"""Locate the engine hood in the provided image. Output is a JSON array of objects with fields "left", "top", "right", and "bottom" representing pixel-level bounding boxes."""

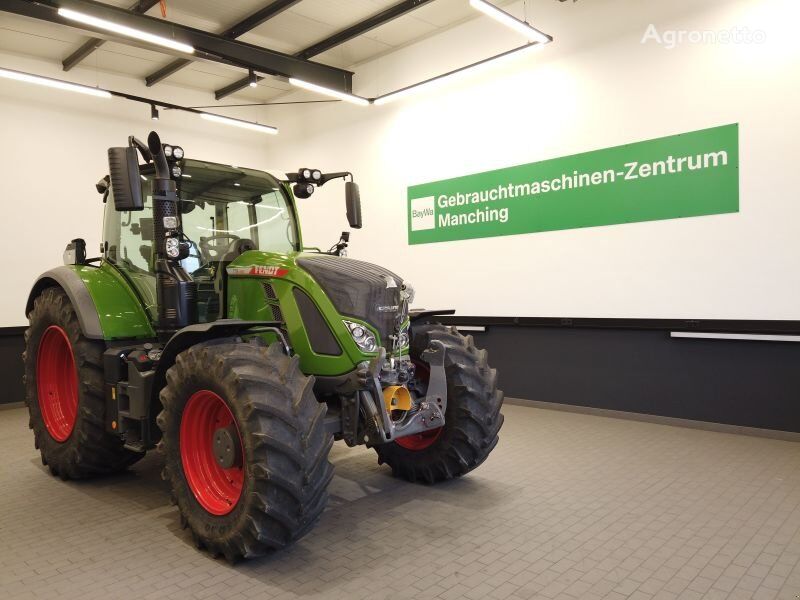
[{"left": 296, "top": 254, "right": 405, "bottom": 344}]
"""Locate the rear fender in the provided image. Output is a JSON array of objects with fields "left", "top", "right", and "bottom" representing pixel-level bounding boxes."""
[
  {"left": 25, "top": 264, "right": 155, "bottom": 340},
  {"left": 26, "top": 267, "right": 104, "bottom": 338}
]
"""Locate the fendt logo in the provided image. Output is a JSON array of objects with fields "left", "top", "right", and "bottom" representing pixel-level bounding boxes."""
[
  {"left": 410, "top": 196, "right": 436, "bottom": 231},
  {"left": 226, "top": 265, "right": 288, "bottom": 278}
]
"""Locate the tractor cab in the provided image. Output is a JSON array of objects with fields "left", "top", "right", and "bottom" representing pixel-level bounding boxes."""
[{"left": 102, "top": 158, "right": 299, "bottom": 324}]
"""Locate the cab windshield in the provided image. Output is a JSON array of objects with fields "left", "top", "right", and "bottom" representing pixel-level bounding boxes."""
[{"left": 169, "top": 160, "right": 297, "bottom": 266}]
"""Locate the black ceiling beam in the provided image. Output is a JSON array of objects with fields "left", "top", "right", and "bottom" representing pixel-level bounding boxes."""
[
  {"left": 1, "top": 0, "right": 353, "bottom": 92},
  {"left": 221, "top": 0, "right": 301, "bottom": 39},
  {"left": 296, "top": 0, "right": 434, "bottom": 60},
  {"left": 215, "top": 75, "right": 265, "bottom": 100},
  {"left": 62, "top": 0, "right": 159, "bottom": 71},
  {"left": 145, "top": 57, "right": 192, "bottom": 86},
  {"left": 214, "top": 0, "right": 433, "bottom": 100},
  {"left": 215, "top": 77, "right": 260, "bottom": 101},
  {"left": 145, "top": 0, "right": 301, "bottom": 87}
]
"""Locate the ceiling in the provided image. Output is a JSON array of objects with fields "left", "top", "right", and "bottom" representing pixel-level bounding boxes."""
[{"left": 0, "top": 0, "right": 510, "bottom": 104}]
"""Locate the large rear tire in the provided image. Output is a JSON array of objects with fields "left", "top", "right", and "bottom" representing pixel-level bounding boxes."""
[
  {"left": 23, "top": 287, "right": 143, "bottom": 479},
  {"left": 157, "top": 341, "right": 334, "bottom": 561},
  {"left": 374, "top": 323, "right": 504, "bottom": 483}
]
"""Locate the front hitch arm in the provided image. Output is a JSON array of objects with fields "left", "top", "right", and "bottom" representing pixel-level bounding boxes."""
[{"left": 360, "top": 341, "right": 448, "bottom": 444}]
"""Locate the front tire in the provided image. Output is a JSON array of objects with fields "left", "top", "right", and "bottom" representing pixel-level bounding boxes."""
[
  {"left": 375, "top": 324, "right": 504, "bottom": 483},
  {"left": 23, "top": 287, "right": 142, "bottom": 479},
  {"left": 157, "top": 341, "right": 334, "bottom": 561}
]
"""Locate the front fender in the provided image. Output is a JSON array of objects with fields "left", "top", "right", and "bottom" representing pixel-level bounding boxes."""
[{"left": 25, "top": 263, "right": 155, "bottom": 340}]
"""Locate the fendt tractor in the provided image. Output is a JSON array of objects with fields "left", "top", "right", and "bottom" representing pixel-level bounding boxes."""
[{"left": 23, "top": 131, "right": 504, "bottom": 561}]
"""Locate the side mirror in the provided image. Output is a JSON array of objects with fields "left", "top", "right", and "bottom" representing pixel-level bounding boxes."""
[
  {"left": 345, "top": 181, "right": 362, "bottom": 229},
  {"left": 107, "top": 147, "right": 144, "bottom": 211}
]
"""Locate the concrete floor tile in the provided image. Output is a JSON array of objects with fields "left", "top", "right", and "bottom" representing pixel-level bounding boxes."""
[{"left": 1, "top": 403, "right": 799, "bottom": 600}]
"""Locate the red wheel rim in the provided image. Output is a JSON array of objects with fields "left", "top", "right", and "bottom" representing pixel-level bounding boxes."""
[
  {"left": 395, "top": 359, "right": 443, "bottom": 451},
  {"left": 36, "top": 325, "right": 78, "bottom": 442},
  {"left": 180, "top": 390, "right": 244, "bottom": 516},
  {"left": 395, "top": 427, "right": 443, "bottom": 450}
]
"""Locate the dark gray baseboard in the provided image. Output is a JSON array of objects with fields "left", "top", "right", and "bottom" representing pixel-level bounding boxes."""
[
  {"left": 2, "top": 320, "right": 799, "bottom": 434},
  {"left": 457, "top": 324, "right": 800, "bottom": 433},
  {"left": 0, "top": 327, "right": 25, "bottom": 407}
]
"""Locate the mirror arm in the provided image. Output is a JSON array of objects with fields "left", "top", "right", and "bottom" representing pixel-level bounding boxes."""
[
  {"left": 318, "top": 171, "right": 352, "bottom": 186},
  {"left": 287, "top": 171, "right": 351, "bottom": 186},
  {"left": 128, "top": 136, "right": 152, "bottom": 164}
]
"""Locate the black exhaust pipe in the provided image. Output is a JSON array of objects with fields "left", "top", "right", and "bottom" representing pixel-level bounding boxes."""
[{"left": 147, "top": 131, "right": 197, "bottom": 334}]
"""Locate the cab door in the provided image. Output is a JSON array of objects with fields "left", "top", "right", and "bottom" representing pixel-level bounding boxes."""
[{"left": 103, "top": 191, "right": 158, "bottom": 322}]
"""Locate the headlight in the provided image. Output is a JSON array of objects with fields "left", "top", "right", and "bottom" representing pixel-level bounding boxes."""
[
  {"left": 163, "top": 145, "right": 173, "bottom": 158},
  {"left": 171, "top": 164, "right": 182, "bottom": 178},
  {"left": 344, "top": 320, "right": 378, "bottom": 352},
  {"left": 172, "top": 146, "right": 184, "bottom": 160}
]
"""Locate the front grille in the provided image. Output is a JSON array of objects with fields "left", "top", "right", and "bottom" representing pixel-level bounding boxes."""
[{"left": 297, "top": 254, "right": 403, "bottom": 344}]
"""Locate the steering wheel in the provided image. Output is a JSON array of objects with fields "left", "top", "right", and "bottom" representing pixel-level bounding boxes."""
[{"left": 199, "top": 234, "right": 240, "bottom": 261}]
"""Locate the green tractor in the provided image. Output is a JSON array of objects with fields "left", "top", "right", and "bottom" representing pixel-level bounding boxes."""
[{"left": 23, "top": 131, "right": 504, "bottom": 561}]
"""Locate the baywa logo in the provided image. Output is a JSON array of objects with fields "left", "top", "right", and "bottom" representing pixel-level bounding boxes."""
[{"left": 410, "top": 196, "right": 436, "bottom": 231}]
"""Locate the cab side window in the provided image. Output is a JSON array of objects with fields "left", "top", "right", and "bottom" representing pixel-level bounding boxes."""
[{"left": 103, "top": 191, "right": 158, "bottom": 320}]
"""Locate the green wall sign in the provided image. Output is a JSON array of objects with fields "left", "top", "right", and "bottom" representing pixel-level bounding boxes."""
[{"left": 407, "top": 124, "right": 739, "bottom": 245}]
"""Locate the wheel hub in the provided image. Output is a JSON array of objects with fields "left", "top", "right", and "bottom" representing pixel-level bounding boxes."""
[{"left": 213, "top": 424, "right": 242, "bottom": 469}]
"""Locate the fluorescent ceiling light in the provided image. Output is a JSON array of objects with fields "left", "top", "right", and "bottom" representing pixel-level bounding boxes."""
[
  {"left": 470, "top": 0, "right": 551, "bottom": 44},
  {"left": 373, "top": 43, "right": 545, "bottom": 106},
  {"left": 58, "top": 8, "right": 194, "bottom": 54},
  {"left": 0, "top": 67, "right": 111, "bottom": 98},
  {"left": 200, "top": 113, "right": 278, "bottom": 135},
  {"left": 288, "top": 78, "right": 370, "bottom": 106}
]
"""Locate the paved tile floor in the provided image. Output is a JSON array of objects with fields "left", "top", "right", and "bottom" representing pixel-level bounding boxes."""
[{"left": 1, "top": 402, "right": 799, "bottom": 600}]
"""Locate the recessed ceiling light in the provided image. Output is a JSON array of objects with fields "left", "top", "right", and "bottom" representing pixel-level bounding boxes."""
[
  {"left": 373, "top": 43, "right": 547, "bottom": 105},
  {"left": 200, "top": 113, "right": 278, "bottom": 134},
  {"left": 58, "top": 8, "right": 195, "bottom": 54},
  {"left": 469, "top": 0, "right": 551, "bottom": 44},
  {"left": 288, "top": 78, "right": 370, "bottom": 106},
  {"left": 0, "top": 67, "right": 111, "bottom": 98}
]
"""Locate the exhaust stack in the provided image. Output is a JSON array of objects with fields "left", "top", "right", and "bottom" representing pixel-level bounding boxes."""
[{"left": 147, "top": 131, "right": 197, "bottom": 333}]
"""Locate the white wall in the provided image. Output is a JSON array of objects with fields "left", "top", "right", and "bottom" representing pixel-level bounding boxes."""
[
  {"left": 2, "top": 0, "right": 798, "bottom": 327},
  {"left": 0, "top": 52, "right": 290, "bottom": 327},
  {"left": 276, "top": 0, "right": 800, "bottom": 320}
]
